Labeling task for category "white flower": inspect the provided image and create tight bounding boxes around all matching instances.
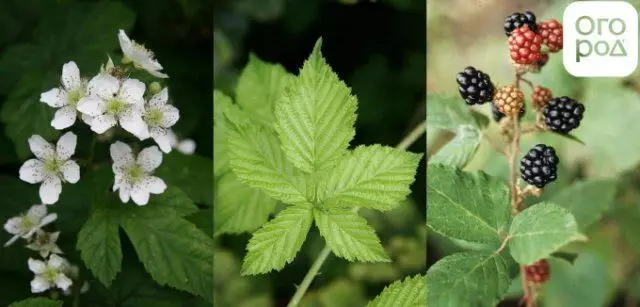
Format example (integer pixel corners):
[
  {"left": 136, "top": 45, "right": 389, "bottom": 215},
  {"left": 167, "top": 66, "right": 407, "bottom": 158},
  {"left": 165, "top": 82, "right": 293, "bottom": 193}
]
[
  {"left": 168, "top": 130, "right": 196, "bottom": 155},
  {"left": 39, "top": 61, "right": 93, "bottom": 129},
  {"left": 143, "top": 88, "right": 180, "bottom": 153},
  {"left": 19, "top": 132, "right": 80, "bottom": 204},
  {"left": 76, "top": 74, "right": 149, "bottom": 139},
  {"left": 62, "top": 264, "right": 89, "bottom": 296},
  {"left": 26, "top": 230, "right": 63, "bottom": 258},
  {"left": 28, "top": 254, "right": 72, "bottom": 293},
  {"left": 3, "top": 205, "right": 57, "bottom": 247},
  {"left": 118, "top": 29, "right": 168, "bottom": 78},
  {"left": 110, "top": 142, "right": 167, "bottom": 205}
]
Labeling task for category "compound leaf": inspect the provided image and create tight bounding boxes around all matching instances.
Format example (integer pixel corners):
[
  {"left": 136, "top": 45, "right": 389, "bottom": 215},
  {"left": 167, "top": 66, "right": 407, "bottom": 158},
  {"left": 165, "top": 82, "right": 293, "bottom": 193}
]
[
  {"left": 426, "top": 251, "right": 511, "bottom": 307},
  {"left": 77, "top": 208, "right": 122, "bottom": 287},
  {"left": 427, "top": 164, "right": 511, "bottom": 244},
  {"left": 428, "top": 124, "right": 480, "bottom": 168},
  {"left": 508, "top": 202, "right": 587, "bottom": 265},
  {"left": 426, "top": 93, "right": 482, "bottom": 131},
  {"left": 314, "top": 208, "right": 389, "bottom": 262},
  {"left": 275, "top": 38, "right": 357, "bottom": 173},
  {"left": 549, "top": 179, "right": 616, "bottom": 231},
  {"left": 318, "top": 144, "right": 422, "bottom": 211},
  {"left": 367, "top": 274, "right": 426, "bottom": 307},
  {"left": 242, "top": 204, "right": 313, "bottom": 275}
]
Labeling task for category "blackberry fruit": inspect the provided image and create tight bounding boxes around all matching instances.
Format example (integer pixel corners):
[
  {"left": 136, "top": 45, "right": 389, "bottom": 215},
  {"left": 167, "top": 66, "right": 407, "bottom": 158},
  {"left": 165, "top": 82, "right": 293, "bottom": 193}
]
[
  {"left": 504, "top": 11, "right": 537, "bottom": 37},
  {"left": 456, "top": 66, "right": 495, "bottom": 105},
  {"left": 491, "top": 101, "right": 525, "bottom": 122},
  {"left": 542, "top": 96, "right": 585, "bottom": 133},
  {"left": 524, "top": 259, "right": 550, "bottom": 283},
  {"left": 520, "top": 144, "right": 559, "bottom": 188}
]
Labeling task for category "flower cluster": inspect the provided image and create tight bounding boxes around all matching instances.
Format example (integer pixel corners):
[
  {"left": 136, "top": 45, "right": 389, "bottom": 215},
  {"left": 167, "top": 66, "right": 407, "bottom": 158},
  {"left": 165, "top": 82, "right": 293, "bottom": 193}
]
[{"left": 4, "top": 30, "right": 188, "bottom": 296}]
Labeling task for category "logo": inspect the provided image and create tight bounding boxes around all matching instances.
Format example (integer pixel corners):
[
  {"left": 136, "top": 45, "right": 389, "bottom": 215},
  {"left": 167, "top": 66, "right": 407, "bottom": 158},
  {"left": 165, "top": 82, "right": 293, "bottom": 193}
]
[{"left": 563, "top": 1, "right": 638, "bottom": 77}]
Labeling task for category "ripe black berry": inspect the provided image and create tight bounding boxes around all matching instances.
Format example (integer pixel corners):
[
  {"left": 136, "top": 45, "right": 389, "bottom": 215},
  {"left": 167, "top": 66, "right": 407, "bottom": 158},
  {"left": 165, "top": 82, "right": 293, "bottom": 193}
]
[
  {"left": 491, "top": 101, "right": 524, "bottom": 122},
  {"left": 542, "top": 96, "right": 585, "bottom": 133},
  {"left": 520, "top": 144, "right": 559, "bottom": 188},
  {"left": 456, "top": 66, "right": 494, "bottom": 105},
  {"left": 504, "top": 11, "right": 537, "bottom": 37}
]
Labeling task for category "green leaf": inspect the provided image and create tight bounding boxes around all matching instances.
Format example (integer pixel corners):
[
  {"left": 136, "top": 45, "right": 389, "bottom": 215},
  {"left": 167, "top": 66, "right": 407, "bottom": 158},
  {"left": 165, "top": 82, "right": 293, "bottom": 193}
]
[
  {"left": 541, "top": 253, "right": 613, "bottom": 307},
  {"left": 508, "top": 202, "right": 587, "bottom": 265},
  {"left": 428, "top": 124, "right": 480, "bottom": 168},
  {"left": 214, "top": 172, "right": 277, "bottom": 235},
  {"left": 275, "top": 38, "right": 357, "bottom": 173},
  {"left": 426, "top": 251, "right": 511, "bottom": 306},
  {"left": 120, "top": 207, "right": 213, "bottom": 301},
  {"left": 149, "top": 186, "right": 200, "bottom": 217},
  {"left": 314, "top": 208, "right": 390, "bottom": 262},
  {"left": 77, "top": 207, "right": 122, "bottom": 287},
  {"left": 549, "top": 180, "right": 616, "bottom": 230},
  {"left": 367, "top": 274, "right": 426, "bottom": 307},
  {"left": 228, "top": 123, "right": 311, "bottom": 206},
  {"left": 426, "top": 93, "right": 482, "bottom": 131},
  {"left": 318, "top": 144, "right": 422, "bottom": 211},
  {"left": 236, "top": 54, "right": 293, "bottom": 126},
  {"left": 213, "top": 89, "right": 251, "bottom": 178},
  {"left": 242, "top": 204, "right": 313, "bottom": 275},
  {"left": 156, "top": 153, "right": 213, "bottom": 206},
  {"left": 427, "top": 164, "right": 511, "bottom": 244},
  {"left": 9, "top": 298, "right": 62, "bottom": 307}
]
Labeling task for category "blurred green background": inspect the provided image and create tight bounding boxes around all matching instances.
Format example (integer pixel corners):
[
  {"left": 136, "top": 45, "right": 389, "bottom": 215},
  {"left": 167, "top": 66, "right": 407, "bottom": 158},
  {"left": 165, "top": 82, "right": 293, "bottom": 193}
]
[
  {"left": 0, "top": 0, "right": 212, "bottom": 305},
  {"left": 214, "top": 0, "right": 426, "bottom": 306},
  {"left": 427, "top": 0, "right": 640, "bottom": 306}
]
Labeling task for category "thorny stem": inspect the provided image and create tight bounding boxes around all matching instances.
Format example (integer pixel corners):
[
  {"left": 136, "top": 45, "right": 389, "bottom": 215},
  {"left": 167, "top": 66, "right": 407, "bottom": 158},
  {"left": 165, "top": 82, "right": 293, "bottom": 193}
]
[{"left": 286, "top": 119, "right": 427, "bottom": 307}]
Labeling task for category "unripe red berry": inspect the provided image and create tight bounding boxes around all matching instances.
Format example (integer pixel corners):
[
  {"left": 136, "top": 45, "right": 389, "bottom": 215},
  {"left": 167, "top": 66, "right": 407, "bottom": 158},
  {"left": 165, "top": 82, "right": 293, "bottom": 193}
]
[
  {"left": 508, "top": 25, "right": 543, "bottom": 64},
  {"left": 537, "top": 19, "right": 563, "bottom": 52},
  {"left": 524, "top": 259, "right": 550, "bottom": 283}
]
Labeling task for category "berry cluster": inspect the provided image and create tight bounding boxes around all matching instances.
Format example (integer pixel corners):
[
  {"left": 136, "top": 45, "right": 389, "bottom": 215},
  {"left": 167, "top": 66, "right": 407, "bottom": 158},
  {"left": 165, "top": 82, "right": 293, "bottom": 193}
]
[
  {"left": 506, "top": 11, "right": 564, "bottom": 67},
  {"left": 524, "top": 259, "right": 550, "bottom": 283},
  {"left": 520, "top": 144, "right": 559, "bottom": 188}
]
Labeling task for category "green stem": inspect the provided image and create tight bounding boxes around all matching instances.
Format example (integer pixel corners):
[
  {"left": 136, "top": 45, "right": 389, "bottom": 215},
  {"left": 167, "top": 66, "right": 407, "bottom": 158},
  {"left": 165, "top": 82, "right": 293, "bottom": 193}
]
[{"left": 286, "top": 119, "right": 427, "bottom": 307}]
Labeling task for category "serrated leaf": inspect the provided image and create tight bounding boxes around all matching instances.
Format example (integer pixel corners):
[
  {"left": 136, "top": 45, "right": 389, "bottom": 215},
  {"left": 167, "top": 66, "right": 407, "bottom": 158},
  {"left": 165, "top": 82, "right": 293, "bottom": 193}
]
[
  {"left": 314, "top": 208, "right": 389, "bottom": 262},
  {"left": 508, "top": 202, "right": 587, "bottom": 265},
  {"left": 228, "top": 123, "right": 310, "bottom": 205},
  {"left": 428, "top": 124, "right": 480, "bottom": 168},
  {"left": 367, "top": 274, "right": 426, "bottom": 307},
  {"left": 236, "top": 54, "right": 293, "bottom": 126},
  {"left": 426, "top": 251, "right": 511, "bottom": 306},
  {"left": 77, "top": 208, "right": 122, "bottom": 287},
  {"left": 120, "top": 208, "right": 213, "bottom": 301},
  {"left": 427, "top": 164, "right": 511, "bottom": 244},
  {"left": 426, "top": 93, "right": 481, "bottom": 131},
  {"left": 242, "top": 204, "right": 313, "bottom": 275},
  {"left": 214, "top": 89, "right": 251, "bottom": 178},
  {"left": 149, "top": 186, "right": 200, "bottom": 217},
  {"left": 155, "top": 153, "right": 213, "bottom": 206},
  {"left": 214, "top": 172, "right": 277, "bottom": 235},
  {"left": 318, "top": 145, "right": 422, "bottom": 211},
  {"left": 9, "top": 298, "right": 62, "bottom": 307},
  {"left": 275, "top": 38, "right": 357, "bottom": 173},
  {"left": 214, "top": 127, "right": 230, "bottom": 177},
  {"left": 549, "top": 180, "right": 616, "bottom": 230}
]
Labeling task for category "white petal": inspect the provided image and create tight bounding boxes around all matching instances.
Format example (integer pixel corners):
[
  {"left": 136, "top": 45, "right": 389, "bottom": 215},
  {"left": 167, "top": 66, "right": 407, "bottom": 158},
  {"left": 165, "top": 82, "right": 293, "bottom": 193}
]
[
  {"left": 76, "top": 96, "right": 105, "bottom": 117},
  {"left": 178, "top": 140, "right": 196, "bottom": 155},
  {"left": 120, "top": 111, "right": 149, "bottom": 140},
  {"left": 31, "top": 276, "right": 51, "bottom": 293},
  {"left": 145, "top": 67, "right": 169, "bottom": 78},
  {"left": 27, "top": 205, "right": 48, "bottom": 219},
  {"left": 117, "top": 29, "right": 134, "bottom": 56},
  {"left": 160, "top": 105, "right": 179, "bottom": 128},
  {"left": 142, "top": 176, "right": 166, "bottom": 194},
  {"left": 148, "top": 87, "right": 168, "bottom": 108},
  {"left": 48, "top": 254, "right": 66, "bottom": 269},
  {"left": 56, "top": 131, "right": 77, "bottom": 160},
  {"left": 55, "top": 274, "right": 72, "bottom": 291},
  {"left": 40, "top": 88, "right": 68, "bottom": 108},
  {"left": 38, "top": 213, "right": 57, "bottom": 229},
  {"left": 4, "top": 217, "right": 23, "bottom": 235},
  {"left": 151, "top": 128, "right": 172, "bottom": 153},
  {"left": 113, "top": 173, "right": 122, "bottom": 191},
  {"left": 51, "top": 106, "right": 77, "bottom": 130},
  {"left": 130, "top": 184, "right": 150, "bottom": 205},
  {"left": 39, "top": 176, "right": 62, "bottom": 205},
  {"left": 137, "top": 146, "right": 162, "bottom": 172},
  {"left": 80, "top": 113, "right": 94, "bottom": 125},
  {"left": 118, "top": 79, "right": 145, "bottom": 105},
  {"left": 110, "top": 141, "right": 135, "bottom": 167},
  {"left": 28, "top": 258, "right": 47, "bottom": 274},
  {"left": 167, "top": 129, "right": 179, "bottom": 147},
  {"left": 91, "top": 114, "right": 117, "bottom": 134},
  {"left": 19, "top": 159, "right": 45, "bottom": 184},
  {"left": 60, "top": 160, "right": 80, "bottom": 183},
  {"left": 61, "top": 61, "right": 81, "bottom": 90},
  {"left": 28, "top": 135, "right": 55, "bottom": 160},
  {"left": 87, "top": 73, "right": 119, "bottom": 99},
  {"left": 4, "top": 235, "right": 21, "bottom": 247},
  {"left": 119, "top": 182, "right": 131, "bottom": 203}
]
